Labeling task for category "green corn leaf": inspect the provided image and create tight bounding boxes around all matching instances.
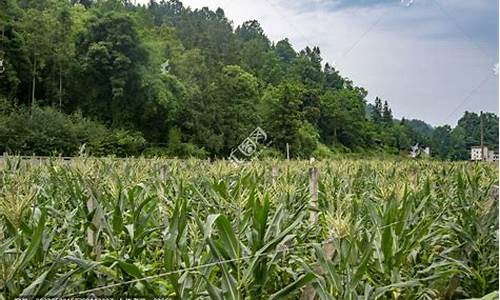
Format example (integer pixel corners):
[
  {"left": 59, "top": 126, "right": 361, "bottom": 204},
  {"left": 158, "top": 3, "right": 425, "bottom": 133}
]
[
  {"left": 17, "top": 208, "right": 47, "bottom": 272},
  {"left": 117, "top": 260, "right": 143, "bottom": 278},
  {"left": 269, "top": 272, "right": 317, "bottom": 300}
]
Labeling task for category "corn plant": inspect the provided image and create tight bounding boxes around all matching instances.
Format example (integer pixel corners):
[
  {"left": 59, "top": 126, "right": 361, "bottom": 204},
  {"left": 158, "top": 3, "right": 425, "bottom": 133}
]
[{"left": 0, "top": 157, "right": 497, "bottom": 299}]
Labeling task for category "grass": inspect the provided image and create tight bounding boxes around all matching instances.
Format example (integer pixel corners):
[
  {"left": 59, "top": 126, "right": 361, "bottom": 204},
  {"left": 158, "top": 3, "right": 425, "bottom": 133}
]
[{"left": 0, "top": 157, "right": 498, "bottom": 299}]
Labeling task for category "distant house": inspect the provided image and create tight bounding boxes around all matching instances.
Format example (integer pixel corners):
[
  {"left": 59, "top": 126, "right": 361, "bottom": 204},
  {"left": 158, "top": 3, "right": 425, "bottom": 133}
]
[
  {"left": 471, "top": 146, "right": 499, "bottom": 161},
  {"left": 471, "top": 146, "right": 485, "bottom": 161},
  {"left": 409, "top": 144, "right": 431, "bottom": 158},
  {"left": 423, "top": 147, "right": 431, "bottom": 156},
  {"left": 488, "top": 150, "right": 499, "bottom": 161}
]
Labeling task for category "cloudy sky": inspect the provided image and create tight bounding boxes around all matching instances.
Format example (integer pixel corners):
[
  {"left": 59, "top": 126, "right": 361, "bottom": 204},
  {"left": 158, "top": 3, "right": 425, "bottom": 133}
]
[{"left": 140, "top": 0, "right": 498, "bottom": 126}]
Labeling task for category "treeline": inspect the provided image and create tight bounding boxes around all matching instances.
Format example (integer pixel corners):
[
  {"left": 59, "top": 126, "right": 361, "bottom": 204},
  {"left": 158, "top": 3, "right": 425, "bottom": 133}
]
[{"left": 0, "top": 0, "right": 497, "bottom": 159}]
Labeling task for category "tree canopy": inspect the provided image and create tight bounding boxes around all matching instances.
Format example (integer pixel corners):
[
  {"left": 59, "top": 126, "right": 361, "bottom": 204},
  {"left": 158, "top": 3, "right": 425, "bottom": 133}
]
[{"left": 0, "top": 0, "right": 497, "bottom": 159}]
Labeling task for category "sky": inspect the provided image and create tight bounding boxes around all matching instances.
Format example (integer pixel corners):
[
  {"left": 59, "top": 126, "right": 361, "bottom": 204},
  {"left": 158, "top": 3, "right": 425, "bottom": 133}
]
[{"left": 139, "top": 0, "right": 499, "bottom": 126}]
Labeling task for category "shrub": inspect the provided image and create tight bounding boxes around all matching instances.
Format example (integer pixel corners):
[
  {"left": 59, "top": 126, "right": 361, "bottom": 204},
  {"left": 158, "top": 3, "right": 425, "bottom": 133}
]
[{"left": 0, "top": 105, "right": 147, "bottom": 157}]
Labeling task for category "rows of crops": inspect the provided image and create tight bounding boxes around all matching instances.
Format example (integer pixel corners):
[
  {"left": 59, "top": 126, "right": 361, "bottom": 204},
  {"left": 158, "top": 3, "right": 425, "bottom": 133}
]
[{"left": 0, "top": 157, "right": 498, "bottom": 299}]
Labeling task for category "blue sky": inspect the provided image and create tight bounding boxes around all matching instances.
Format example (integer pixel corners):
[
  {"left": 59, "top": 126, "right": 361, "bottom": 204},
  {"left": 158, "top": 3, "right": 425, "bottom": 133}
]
[{"left": 140, "top": 0, "right": 499, "bottom": 126}]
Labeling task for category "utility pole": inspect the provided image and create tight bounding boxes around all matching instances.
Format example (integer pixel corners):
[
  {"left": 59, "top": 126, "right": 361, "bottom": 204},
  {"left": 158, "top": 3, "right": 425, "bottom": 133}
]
[
  {"left": 480, "top": 111, "right": 484, "bottom": 161},
  {"left": 286, "top": 143, "right": 290, "bottom": 161}
]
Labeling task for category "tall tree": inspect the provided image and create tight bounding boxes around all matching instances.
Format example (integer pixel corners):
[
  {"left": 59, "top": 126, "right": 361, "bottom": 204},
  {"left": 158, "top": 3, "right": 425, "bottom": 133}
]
[
  {"left": 319, "top": 88, "right": 371, "bottom": 148},
  {"left": 372, "top": 97, "right": 383, "bottom": 123},
  {"left": 266, "top": 83, "right": 304, "bottom": 156},
  {"left": 0, "top": 0, "right": 495, "bottom": 160},
  {"left": 0, "top": 0, "right": 32, "bottom": 103},
  {"left": 431, "top": 125, "right": 453, "bottom": 159},
  {"left": 274, "top": 38, "right": 296, "bottom": 63},
  {"left": 236, "top": 20, "right": 269, "bottom": 45},
  {"left": 186, "top": 65, "right": 260, "bottom": 156},
  {"left": 53, "top": 5, "right": 74, "bottom": 109},
  {"left": 292, "top": 46, "right": 323, "bottom": 86},
  {"left": 323, "top": 63, "right": 344, "bottom": 91},
  {"left": 382, "top": 100, "right": 393, "bottom": 125},
  {"left": 22, "top": 8, "right": 53, "bottom": 106},
  {"left": 75, "top": 12, "right": 148, "bottom": 126}
]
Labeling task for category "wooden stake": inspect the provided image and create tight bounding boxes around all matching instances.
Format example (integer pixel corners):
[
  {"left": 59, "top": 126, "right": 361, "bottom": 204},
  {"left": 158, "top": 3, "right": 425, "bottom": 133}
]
[
  {"left": 309, "top": 167, "right": 319, "bottom": 224},
  {"left": 86, "top": 198, "right": 95, "bottom": 247},
  {"left": 286, "top": 143, "right": 290, "bottom": 161},
  {"left": 491, "top": 185, "right": 499, "bottom": 201},
  {"left": 272, "top": 166, "right": 278, "bottom": 186},
  {"left": 160, "top": 165, "right": 167, "bottom": 182},
  {"left": 300, "top": 240, "right": 336, "bottom": 300},
  {"left": 86, "top": 198, "right": 102, "bottom": 260}
]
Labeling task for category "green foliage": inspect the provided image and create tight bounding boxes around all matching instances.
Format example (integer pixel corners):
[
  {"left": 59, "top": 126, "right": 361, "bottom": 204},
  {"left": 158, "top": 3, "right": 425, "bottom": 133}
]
[
  {"left": 371, "top": 97, "right": 383, "bottom": 123},
  {"left": 0, "top": 105, "right": 145, "bottom": 156},
  {"left": 0, "top": 158, "right": 497, "bottom": 298},
  {"left": 0, "top": 0, "right": 496, "bottom": 159},
  {"left": 382, "top": 100, "right": 393, "bottom": 124},
  {"left": 75, "top": 11, "right": 148, "bottom": 126},
  {"left": 430, "top": 111, "right": 498, "bottom": 160},
  {"left": 312, "top": 143, "right": 335, "bottom": 159},
  {"left": 319, "top": 89, "right": 371, "bottom": 148},
  {"left": 185, "top": 65, "right": 260, "bottom": 155},
  {"left": 296, "top": 122, "right": 320, "bottom": 158},
  {"left": 406, "top": 119, "right": 434, "bottom": 137},
  {"left": 266, "top": 83, "right": 304, "bottom": 157}
]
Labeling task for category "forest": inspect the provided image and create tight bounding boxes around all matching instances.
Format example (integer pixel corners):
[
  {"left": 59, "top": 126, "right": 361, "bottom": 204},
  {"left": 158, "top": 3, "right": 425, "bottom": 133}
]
[{"left": 0, "top": 0, "right": 498, "bottom": 160}]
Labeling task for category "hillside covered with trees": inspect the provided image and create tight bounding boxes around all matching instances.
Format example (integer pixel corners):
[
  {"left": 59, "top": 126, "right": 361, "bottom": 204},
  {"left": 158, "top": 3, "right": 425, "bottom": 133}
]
[{"left": 0, "top": 0, "right": 497, "bottom": 159}]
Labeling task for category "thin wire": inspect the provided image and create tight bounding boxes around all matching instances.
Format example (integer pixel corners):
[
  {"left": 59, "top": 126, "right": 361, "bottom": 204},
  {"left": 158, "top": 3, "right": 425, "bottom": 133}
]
[
  {"left": 261, "top": 0, "right": 393, "bottom": 70},
  {"left": 377, "top": 203, "right": 476, "bottom": 230},
  {"left": 261, "top": 0, "right": 318, "bottom": 49},
  {"left": 428, "top": 0, "right": 496, "bottom": 125},
  {"left": 430, "top": 0, "right": 494, "bottom": 62},
  {"left": 61, "top": 203, "right": 480, "bottom": 297},
  {"left": 441, "top": 74, "right": 493, "bottom": 125},
  {"left": 335, "top": 9, "right": 390, "bottom": 68},
  {"left": 63, "top": 238, "right": 334, "bottom": 297},
  {"left": 0, "top": 132, "right": 173, "bottom": 147},
  {"left": 0, "top": 155, "right": 190, "bottom": 162}
]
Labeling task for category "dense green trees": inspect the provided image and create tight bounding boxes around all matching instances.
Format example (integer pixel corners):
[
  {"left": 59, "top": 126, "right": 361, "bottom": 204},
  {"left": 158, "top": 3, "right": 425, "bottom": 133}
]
[
  {"left": 0, "top": 0, "right": 497, "bottom": 159},
  {"left": 76, "top": 12, "right": 148, "bottom": 126},
  {"left": 430, "top": 112, "right": 499, "bottom": 160},
  {"left": 185, "top": 65, "right": 260, "bottom": 155},
  {"left": 319, "top": 88, "right": 370, "bottom": 149},
  {"left": 265, "top": 83, "right": 308, "bottom": 156},
  {"left": 0, "top": 100, "right": 146, "bottom": 156}
]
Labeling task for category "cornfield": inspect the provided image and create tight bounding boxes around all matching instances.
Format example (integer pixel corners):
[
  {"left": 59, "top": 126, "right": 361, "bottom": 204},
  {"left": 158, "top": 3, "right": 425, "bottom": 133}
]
[{"left": 0, "top": 157, "right": 498, "bottom": 299}]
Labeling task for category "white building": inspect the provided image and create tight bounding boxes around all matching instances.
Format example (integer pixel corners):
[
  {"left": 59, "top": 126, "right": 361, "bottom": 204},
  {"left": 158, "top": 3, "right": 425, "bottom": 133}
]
[
  {"left": 471, "top": 146, "right": 484, "bottom": 160},
  {"left": 488, "top": 150, "right": 499, "bottom": 161},
  {"left": 471, "top": 146, "right": 499, "bottom": 161},
  {"left": 471, "top": 146, "right": 487, "bottom": 161},
  {"left": 409, "top": 144, "right": 430, "bottom": 158}
]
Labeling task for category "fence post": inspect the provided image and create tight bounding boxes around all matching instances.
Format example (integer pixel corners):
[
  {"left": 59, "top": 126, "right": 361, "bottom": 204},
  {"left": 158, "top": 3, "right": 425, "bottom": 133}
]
[
  {"left": 86, "top": 198, "right": 102, "bottom": 260},
  {"left": 272, "top": 166, "right": 278, "bottom": 186},
  {"left": 86, "top": 198, "right": 95, "bottom": 246},
  {"left": 309, "top": 167, "right": 319, "bottom": 224},
  {"left": 491, "top": 185, "right": 499, "bottom": 201},
  {"left": 160, "top": 165, "right": 167, "bottom": 182},
  {"left": 303, "top": 166, "right": 335, "bottom": 300},
  {"left": 300, "top": 240, "right": 336, "bottom": 300}
]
